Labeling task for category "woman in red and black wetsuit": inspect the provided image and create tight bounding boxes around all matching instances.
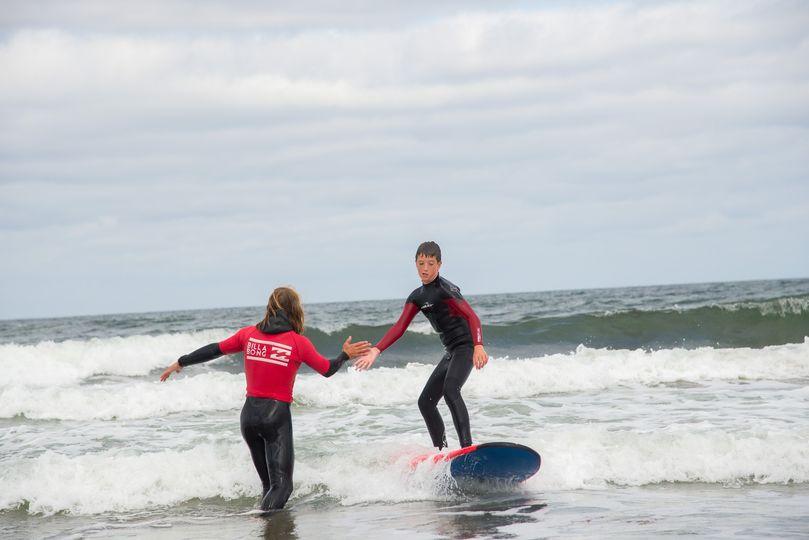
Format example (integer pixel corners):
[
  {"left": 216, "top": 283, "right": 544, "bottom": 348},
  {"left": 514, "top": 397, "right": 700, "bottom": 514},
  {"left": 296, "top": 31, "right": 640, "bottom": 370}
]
[
  {"left": 354, "top": 241, "right": 489, "bottom": 450},
  {"left": 160, "top": 287, "right": 369, "bottom": 511}
]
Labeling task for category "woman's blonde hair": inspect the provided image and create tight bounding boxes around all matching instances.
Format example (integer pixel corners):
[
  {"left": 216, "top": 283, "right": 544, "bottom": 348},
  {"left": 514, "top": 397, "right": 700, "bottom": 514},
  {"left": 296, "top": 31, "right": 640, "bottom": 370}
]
[{"left": 258, "top": 286, "right": 305, "bottom": 334}]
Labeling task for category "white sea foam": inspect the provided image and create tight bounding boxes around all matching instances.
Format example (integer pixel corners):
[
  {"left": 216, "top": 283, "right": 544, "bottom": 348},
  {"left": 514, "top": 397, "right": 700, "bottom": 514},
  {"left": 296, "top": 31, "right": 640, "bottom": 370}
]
[
  {"left": 3, "top": 339, "right": 808, "bottom": 420},
  {"left": 530, "top": 425, "right": 809, "bottom": 490},
  {"left": 464, "top": 339, "right": 809, "bottom": 399},
  {"left": 0, "top": 326, "right": 440, "bottom": 389},
  {"left": 0, "top": 373, "right": 245, "bottom": 420},
  {"left": 3, "top": 425, "right": 807, "bottom": 515},
  {"left": 0, "top": 442, "right": 257, "bottom": 515},
  {"left": 294, "top": 441, "right": 453, "bottom": 507},
  {"left": 0, "top": 330, "right": 232, "bottom": 387},
  {"left": 406, "top": 321, "right": 436, "bottom": 335},
  {"left": 308, "top": 320, "right": 435, "bottom": 335},
  {"left": 297, "top": 339, "right": 809, "bottom": 406}
]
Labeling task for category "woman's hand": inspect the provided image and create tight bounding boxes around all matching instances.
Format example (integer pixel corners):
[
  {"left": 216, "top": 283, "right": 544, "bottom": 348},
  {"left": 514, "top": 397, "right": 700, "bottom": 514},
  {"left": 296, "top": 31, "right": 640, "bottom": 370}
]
[
  {"left": 353, "top": 347, "right": 380, "bottom": 370},
  {"left": 343, "top": 336, "right": 371, "bottom": 358},
  {"left": 160, "top": 361, "right": 182, "bottom": 381},
  {"left": 473, "top": 345, "right": 488, "bottom": 370}
]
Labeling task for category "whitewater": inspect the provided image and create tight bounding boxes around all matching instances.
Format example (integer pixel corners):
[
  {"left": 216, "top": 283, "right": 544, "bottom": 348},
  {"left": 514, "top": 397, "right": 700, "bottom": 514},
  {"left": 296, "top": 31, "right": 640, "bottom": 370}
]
[{"left": 1, "top": 279, "right": 809, "bottom": 538}]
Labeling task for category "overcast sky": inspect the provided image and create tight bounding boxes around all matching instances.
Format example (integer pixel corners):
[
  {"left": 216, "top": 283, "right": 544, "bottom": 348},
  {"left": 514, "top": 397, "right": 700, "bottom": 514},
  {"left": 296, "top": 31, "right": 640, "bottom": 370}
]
[{"left": 1, "top": 0, "right": 807, "bottom": 319}]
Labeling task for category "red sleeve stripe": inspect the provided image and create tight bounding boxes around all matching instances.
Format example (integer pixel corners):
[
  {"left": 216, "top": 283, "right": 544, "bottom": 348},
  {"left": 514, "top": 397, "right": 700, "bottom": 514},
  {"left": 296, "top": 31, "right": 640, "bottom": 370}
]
[
  {"left": 446, "top": 298, "right": 483, "bottom": 346},
  {"left": 375, "top": 302, "right": 420, "bottom": 352}
]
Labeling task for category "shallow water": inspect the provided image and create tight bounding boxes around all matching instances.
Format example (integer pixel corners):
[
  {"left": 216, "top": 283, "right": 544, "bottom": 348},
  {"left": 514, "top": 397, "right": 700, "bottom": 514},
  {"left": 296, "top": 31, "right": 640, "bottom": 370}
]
[{"left": 4, "top": 486, "right": 809, "bottom": 538}]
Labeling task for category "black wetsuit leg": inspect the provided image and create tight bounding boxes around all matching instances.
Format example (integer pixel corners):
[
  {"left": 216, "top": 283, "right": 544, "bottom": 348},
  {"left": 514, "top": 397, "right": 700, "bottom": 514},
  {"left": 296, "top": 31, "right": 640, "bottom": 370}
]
[
  {"left": 240, "top": 397, "right": 294, "bottom": 511},
  {"left": 443, "top": 345, "right": 474, "bottom": 447},
  {"left": 418, "top": 352, "right": 450, "bottom": 449},
  {"left": 418, "top": 345, "right": 474, "bottom": 449}
]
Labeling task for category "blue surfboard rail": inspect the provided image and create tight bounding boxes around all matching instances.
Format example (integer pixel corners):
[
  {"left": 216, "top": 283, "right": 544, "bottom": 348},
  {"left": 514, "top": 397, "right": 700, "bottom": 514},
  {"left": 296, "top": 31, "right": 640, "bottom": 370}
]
[{"left": 449, "top": 442, "right": 541, "bottom": 483}]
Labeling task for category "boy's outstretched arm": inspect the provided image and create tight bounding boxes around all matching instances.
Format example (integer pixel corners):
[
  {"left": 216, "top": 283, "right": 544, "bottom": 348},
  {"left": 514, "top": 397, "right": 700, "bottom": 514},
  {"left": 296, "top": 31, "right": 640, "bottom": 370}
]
[{"left": 354, "top": 303, "right": 419, "bottom": 370}]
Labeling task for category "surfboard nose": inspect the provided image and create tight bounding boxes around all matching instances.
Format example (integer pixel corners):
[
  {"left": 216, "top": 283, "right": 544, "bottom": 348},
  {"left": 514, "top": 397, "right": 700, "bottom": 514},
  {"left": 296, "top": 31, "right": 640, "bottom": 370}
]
[{"left": 449, "top": 442, "right": 541, "bottom": 483}]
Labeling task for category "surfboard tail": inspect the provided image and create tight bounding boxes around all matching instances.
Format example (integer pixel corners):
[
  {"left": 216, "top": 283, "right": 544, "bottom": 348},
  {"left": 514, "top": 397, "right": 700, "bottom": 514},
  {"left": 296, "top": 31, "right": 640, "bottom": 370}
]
[{"left": 409, "top": 444, "right": 480, "bottom": 470}]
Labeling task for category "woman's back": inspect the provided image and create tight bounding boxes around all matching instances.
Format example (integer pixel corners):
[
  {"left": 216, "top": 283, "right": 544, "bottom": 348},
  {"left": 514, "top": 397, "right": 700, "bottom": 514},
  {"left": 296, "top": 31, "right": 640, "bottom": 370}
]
[{"left": 220, "top": 326, "right": 332, "bottom": 402}]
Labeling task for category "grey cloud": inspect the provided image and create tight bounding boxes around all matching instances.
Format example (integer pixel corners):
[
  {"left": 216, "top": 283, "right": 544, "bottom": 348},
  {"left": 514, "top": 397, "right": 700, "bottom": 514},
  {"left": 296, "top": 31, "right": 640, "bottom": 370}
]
[{"left": 0, "top": 0, "right": 509, "bottom": 34}]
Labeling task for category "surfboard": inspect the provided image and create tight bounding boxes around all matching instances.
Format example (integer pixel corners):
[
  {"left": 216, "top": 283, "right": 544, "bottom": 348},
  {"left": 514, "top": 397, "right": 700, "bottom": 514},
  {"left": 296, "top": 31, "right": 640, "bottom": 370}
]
[{"left": 411, "top": 442, "right": 541, "bottom": 484}]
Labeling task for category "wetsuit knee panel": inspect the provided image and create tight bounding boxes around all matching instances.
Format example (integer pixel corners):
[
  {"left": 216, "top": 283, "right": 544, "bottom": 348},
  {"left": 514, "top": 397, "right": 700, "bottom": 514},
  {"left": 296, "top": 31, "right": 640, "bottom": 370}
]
[{"left": 418, "top": 391, "right": 438, "bottom": 411}]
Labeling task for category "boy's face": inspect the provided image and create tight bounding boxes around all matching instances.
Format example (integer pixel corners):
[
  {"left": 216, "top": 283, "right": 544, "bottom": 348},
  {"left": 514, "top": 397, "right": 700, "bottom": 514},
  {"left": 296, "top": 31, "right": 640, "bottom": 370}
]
[{"left": 416, "top": 254, "right": 441, "bottom": 284}]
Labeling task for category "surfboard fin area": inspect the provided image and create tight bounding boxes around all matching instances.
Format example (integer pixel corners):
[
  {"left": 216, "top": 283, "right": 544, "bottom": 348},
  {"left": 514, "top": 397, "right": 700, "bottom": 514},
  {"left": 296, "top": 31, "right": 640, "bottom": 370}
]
[{"left": 410, "top": 442, "right": 541, "bottom": 484}]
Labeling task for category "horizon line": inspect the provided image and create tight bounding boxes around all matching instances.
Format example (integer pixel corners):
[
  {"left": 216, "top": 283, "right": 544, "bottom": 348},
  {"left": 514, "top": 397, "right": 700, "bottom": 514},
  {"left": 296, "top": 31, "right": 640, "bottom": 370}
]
[{"left": 1, "top": 275, "right": 807, "bottom": 323}]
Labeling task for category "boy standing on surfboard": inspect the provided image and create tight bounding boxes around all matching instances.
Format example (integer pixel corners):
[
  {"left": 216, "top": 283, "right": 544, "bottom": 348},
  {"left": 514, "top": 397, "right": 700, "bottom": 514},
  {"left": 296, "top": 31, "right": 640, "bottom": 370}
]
[{"left": 354, "top": 241, "right": 488, "bottom": 449}]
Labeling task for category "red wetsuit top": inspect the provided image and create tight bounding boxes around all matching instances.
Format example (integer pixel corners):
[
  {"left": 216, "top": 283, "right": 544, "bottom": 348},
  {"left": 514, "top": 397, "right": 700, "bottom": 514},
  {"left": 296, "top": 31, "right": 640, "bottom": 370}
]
[
  {"left": 218, "top": 326, "right": 334, "bottom": 402},
  {"left": 376, "top": 275, "right": 483, "bottom": 352}
]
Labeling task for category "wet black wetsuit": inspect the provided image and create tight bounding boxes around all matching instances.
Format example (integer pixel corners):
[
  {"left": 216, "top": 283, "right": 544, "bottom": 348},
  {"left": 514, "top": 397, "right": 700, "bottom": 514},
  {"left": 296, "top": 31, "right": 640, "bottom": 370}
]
[
  {"left": 376, "top": 275, "right": 483, "bottom": 449},
  {"left": 176, "top": 312, "right": 347, "bottom": 510},
  {"left": 240, "top": 396, "right": 295, "bottom": 510}
]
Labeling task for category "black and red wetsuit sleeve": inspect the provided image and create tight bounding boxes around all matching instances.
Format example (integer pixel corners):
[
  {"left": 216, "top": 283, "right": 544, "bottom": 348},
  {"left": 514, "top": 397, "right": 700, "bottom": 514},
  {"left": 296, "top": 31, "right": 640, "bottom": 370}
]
[
  {"left": 375, "top": 302, "right": 419, "bottom": 352},
  {"left": 446, "top": 298, "right": 484, "bottom": 346},
  {"left": 178, "top": 327, "right": 245, "bottom": 367},
  {"left": 177, "top": 343, "right": 224, "bottom": 367},
  {"left": 296, "top": 335, "right": 349, "bottom": 377}
]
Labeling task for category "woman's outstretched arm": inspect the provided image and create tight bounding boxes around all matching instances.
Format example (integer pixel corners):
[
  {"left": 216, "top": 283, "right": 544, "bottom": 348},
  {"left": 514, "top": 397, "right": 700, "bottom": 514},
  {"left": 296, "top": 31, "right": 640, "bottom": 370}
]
[
  {"left": 298, "top": 336, "right": 371, "bottom": 377},
  {"left": 160, "top": 343, "right": 224, "bottom": 381}
]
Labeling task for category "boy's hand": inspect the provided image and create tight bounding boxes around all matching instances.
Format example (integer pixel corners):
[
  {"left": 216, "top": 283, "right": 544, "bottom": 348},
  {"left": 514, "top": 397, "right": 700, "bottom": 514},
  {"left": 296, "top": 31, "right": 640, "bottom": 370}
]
[
  {"left": 343, "top": 336, "right": 372, "bottom": 358},
  {"left": 473, "top": 345, "right": 488, "bottom": 370},
  {"left": 353, "top": 347, "right": 380, "bottom": 370}
]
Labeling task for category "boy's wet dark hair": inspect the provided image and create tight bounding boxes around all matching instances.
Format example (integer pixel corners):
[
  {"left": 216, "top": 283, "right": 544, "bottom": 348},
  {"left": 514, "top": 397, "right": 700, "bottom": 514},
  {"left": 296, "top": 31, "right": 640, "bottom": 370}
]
[{"left": 415, "top": 241, "right": 441, "bottom": 262}]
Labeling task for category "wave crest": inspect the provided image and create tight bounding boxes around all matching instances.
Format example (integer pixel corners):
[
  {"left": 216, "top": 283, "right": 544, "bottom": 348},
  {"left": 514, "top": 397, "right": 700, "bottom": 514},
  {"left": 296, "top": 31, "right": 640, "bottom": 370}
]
[
  {"left": 4, "top": 340, "right": 807, "bottom": 420},
  {"left": 0, "top": 330, "right": 232, "bottom": 387}
]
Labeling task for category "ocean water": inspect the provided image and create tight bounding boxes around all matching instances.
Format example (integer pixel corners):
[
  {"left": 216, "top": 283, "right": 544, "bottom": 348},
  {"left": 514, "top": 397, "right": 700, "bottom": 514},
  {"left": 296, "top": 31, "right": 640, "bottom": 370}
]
[{"left": 1, "top": 279, "right": 809, "bottom": 539}]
